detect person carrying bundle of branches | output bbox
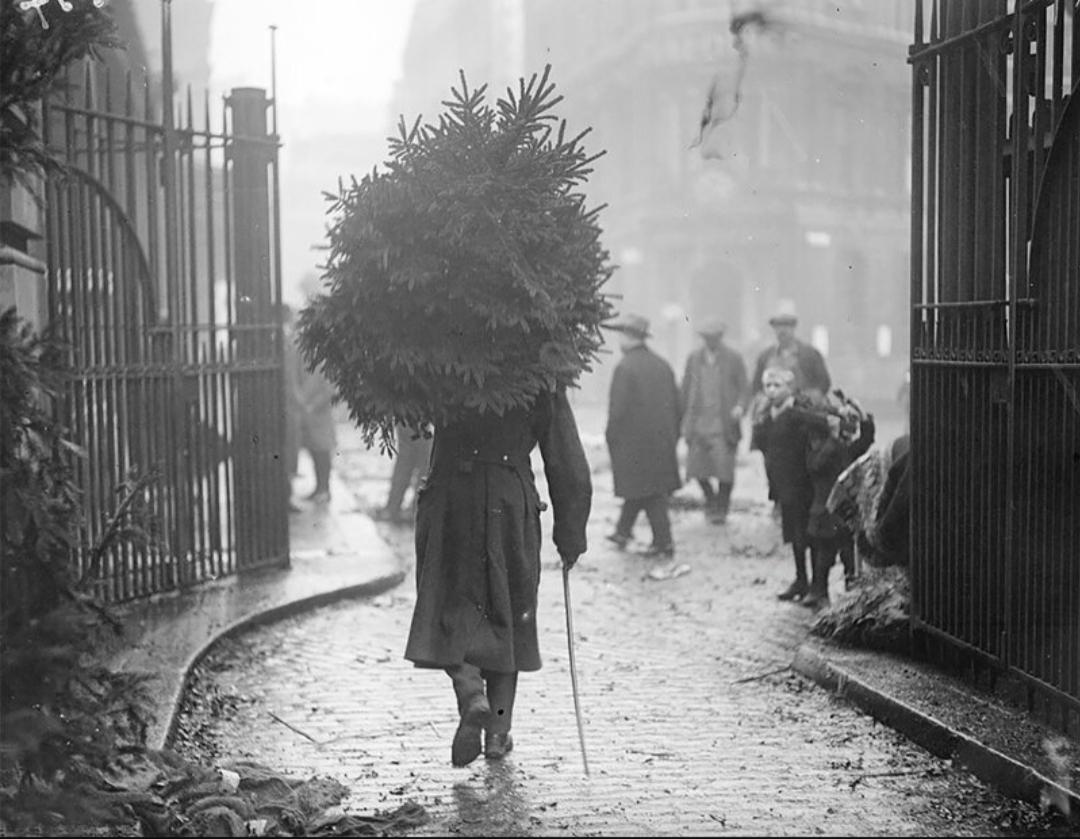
[296,66,613,767]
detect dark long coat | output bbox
[605,345,682,500]
[404,387,591,673]
[750,404,813,545]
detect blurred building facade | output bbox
[391,0,912,406]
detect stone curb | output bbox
[157,569,407,752]
[792,644,1079,823]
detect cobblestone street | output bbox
[173,412,1040,836]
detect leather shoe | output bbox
[605,532,630,549]
[639,544,674,559]
[777,580,808,601]
[799,591,830,610]
[451,695,491,767]
[484,731,514,760]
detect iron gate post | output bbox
[227,87,287,570]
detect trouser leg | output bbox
[697,478,717,508]
[793,542,809,584]
[445,662,490,766]
[778,541,809,600]
[642,494,673,549]
[311,449,332,493]
[384,454,412,513]
[615,498,644,538]
[809,543,836,597]
[445,662,486,715]
[483,670,518,735]
[716,482,733,517]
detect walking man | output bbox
[680,316,749,524]
[604,314,682,558]
[374,422,432,524]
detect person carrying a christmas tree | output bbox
[297,67,611,767]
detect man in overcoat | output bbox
[404,386,591,767]
[604,314,682,558]
[680,317,750,524]
[751,300,831,404]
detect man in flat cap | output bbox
[751,299,831,403]
[680,317,750,524]
[603,314,682,558]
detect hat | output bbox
[768,298,798,326]
[696,316,726,336]
[603,313,651,339]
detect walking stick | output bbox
[561,561,591,776]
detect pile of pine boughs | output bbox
[297,65,615,451]
[1,308,155,833]
[810,565,912,654]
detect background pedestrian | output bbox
[297,357,337,504]
[374,422,432,524]
[680,316,749,524]
[280,303,303,513]
[603,314,682,559]
[750,299,831,402]
[751,366,813,601]
[798,392,875,609]
[750,300,831,513]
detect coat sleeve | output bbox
[679,355,694,435]
[733,350,750,411]
[751,350,767,394]
[539,388,592,559]
[802,346,832,395]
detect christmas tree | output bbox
[298,65,615,451]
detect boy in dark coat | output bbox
[797,394,876,609]
[603,314,682,558]
[751,367,814,600]
[404,386,591,767]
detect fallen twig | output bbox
[267,711,320,744]
[732,665,790,684]
[849,768,934,790]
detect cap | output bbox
[696,316,726,336]
[603,313,651,339]
[768,298,798,326]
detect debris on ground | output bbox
[0,749,429,837]
[644,562,692,582]
[809,565,911,654]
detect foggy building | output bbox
[524,0,912,405]
[391,0,911,406]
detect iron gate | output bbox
[910,0,1079,731]
[39,28,288,602]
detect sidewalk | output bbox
[116,427,1077,826]
[109,467,405,752]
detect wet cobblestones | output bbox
[173,420,1063,836]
